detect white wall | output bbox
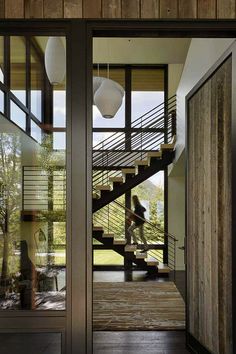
[175,38,235,162]
[168,64,184,98]
[93,38,190,64]
[168,150,185,270]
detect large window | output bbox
[131,68,165,124]
[31,45,43,121]
[92,66,166,267]
[10,37,26,105]
[0,36,67,311]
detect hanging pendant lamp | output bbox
[45,37,66,85]
[93,76,105,104]
[94,78,124,118]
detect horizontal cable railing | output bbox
[93,197,177,272]
[93,96,176,186]
[22,166,66,212]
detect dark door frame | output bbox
[0,18,235,354]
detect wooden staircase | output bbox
[93,139,175,213]
[93,226,170,274]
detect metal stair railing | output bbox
[93,96,176,187]
[93,197,178,275]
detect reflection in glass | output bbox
[0,35,67,312]
[0,117,66,310]
[53,90,66,127]
[0,90,4,113]
[31,120,42,143]
[10,37,26,105]
[10,101,26,130]
[31,45,43,121]
[0,36,4,82]
[53,132,66,150]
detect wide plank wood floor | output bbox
[93,331,191,354]
[93,282,185,330]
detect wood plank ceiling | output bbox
[0,0,235,19]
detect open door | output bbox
[186,47,235,354]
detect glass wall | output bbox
[0,35,66,310]
[10,37,26,105]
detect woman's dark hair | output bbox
[132,195,141,207]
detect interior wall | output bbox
[187,56,232,354]
[168,64,184,98]
[93,38,190,64]
[175,38,235,162]
[1,0,236,19]
[168,151,185,271]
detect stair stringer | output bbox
[93,150,174,212]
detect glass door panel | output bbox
[0,35,67,311]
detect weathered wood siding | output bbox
[187,57,232,354]
[0,0,236,18]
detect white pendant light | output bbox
[93,76,105,104]
[94,78,124,118]
[45,37,66,85]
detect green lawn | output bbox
[93,250,123,265]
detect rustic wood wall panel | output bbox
[217,0,235,18]
[5,0,24,18]
[159,0,178,18]
[187,57,232,354]
[198,0,216,18]
[0,0,4,18]
[102,0,121,18]
[0,0,236,19]
[43,0,63,18]
[121,0,140,18]
[178,0,197,18]
[140,0,159,18]
[25,0,43,18]
[83,0,101,18]
[64,0,82,18]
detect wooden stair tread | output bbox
[147,151,162,158]
[103,233,114,238]
[93,226,103,231]
[158,263,171,273]
[125,244,137,252]
[134,160,148,166]
[122,168,135,174]
[145,258,159,266]
[95,185,111,191]
[161,136,176,151]
[93,192,100,199]
[136,251,147,259]
[113,239,127,245]
[109,176,123,183]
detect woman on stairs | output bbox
[127,195,149,253]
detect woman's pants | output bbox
[127,223,148,248]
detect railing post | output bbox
[171,110,177,137]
